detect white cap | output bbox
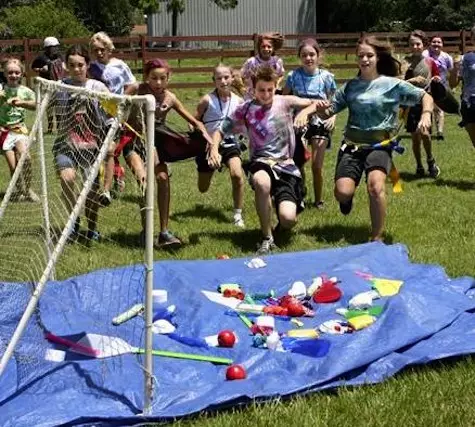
[44,37,60,48]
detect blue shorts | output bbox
[54,145,99,181]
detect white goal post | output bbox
[0,77,157,414]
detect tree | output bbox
[0,0,89,39]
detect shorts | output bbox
[247,161,304,213]
[460,99,475,126]
[406,103,432,134]
[335,145,392,186]
[119,132,146,161]
[54,145,99,181]
[1,130,28,151]
[293,115,331,168]
[195,136,242,173]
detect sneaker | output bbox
[66,218,81,244]
[435,132,444,141]
[313,201,325,209]
[24,189,40,203]
[98,191,112,207]
[415,166,425,178]
[86,230,101,242]
[339,198,353,216]
[427,159,440,179]
[233,215,245,228]
[256,236,276,255]
[155,230,182,249]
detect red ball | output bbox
[217,330,236,348]
[226,364,247,380]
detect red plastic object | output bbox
[263,305,288,316]
[217,330,236,348]
[286,303,306,317]
[313,283,342,303]
[226,365,247,380]
[223,289,245,300]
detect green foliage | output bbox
[320,0,475,32]
[74,0,135,36]
[1,0,90,39]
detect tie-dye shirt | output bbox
[330,76,425,143]
[422,49,453,85]
[241,56,285,99]
[285,67,336,100]
[221,95,296,162]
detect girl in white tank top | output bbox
[195,64,246,228]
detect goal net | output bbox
[0,77,157,412]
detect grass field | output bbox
[2,58,475,425]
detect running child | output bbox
[241,32,285,99]
[0,58,38,202]
[403,30,441,178]
[53,45,110,243]
[422,35,454,140]
[209,66,320,254]
[125,58,213,248]
[89,32,136,206]
[283,38,337,208]
[449,24,475,148]
[314,36,433,242]
[195,64,246,228]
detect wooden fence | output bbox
[0,31,473,88]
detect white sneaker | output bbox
[24,189,40,203]
[99,191,112,207]
[233,215,245,228]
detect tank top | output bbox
[201,90,241,135]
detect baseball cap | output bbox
[44,37,60,48]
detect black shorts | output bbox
[406,103,432,134]
[195,136,242,173]
[293,116,331,168]
[460,100,475,126]
[121,134,145,161]
[335,146,392,186]
[248,161,304,213]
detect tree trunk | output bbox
[171,7,179,48]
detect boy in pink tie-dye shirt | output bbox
[208,66,318,255]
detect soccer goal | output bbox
[0,77,157,413]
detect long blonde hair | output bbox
[213,63,246,97]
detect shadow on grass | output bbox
[398,171,428,183]
[171,204,230,224]
[418,178,475,191]
[302,223,393,245]
[190,228,262,252]
[117,193,143,205]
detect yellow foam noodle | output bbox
[389,163,403,193]
[286,329,319,339]
[348,314,376,331]
[371,278,404,297]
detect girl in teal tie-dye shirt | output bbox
[314,36,433,242]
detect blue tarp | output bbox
[1,242,475,426]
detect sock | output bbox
[233,209,242,216]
